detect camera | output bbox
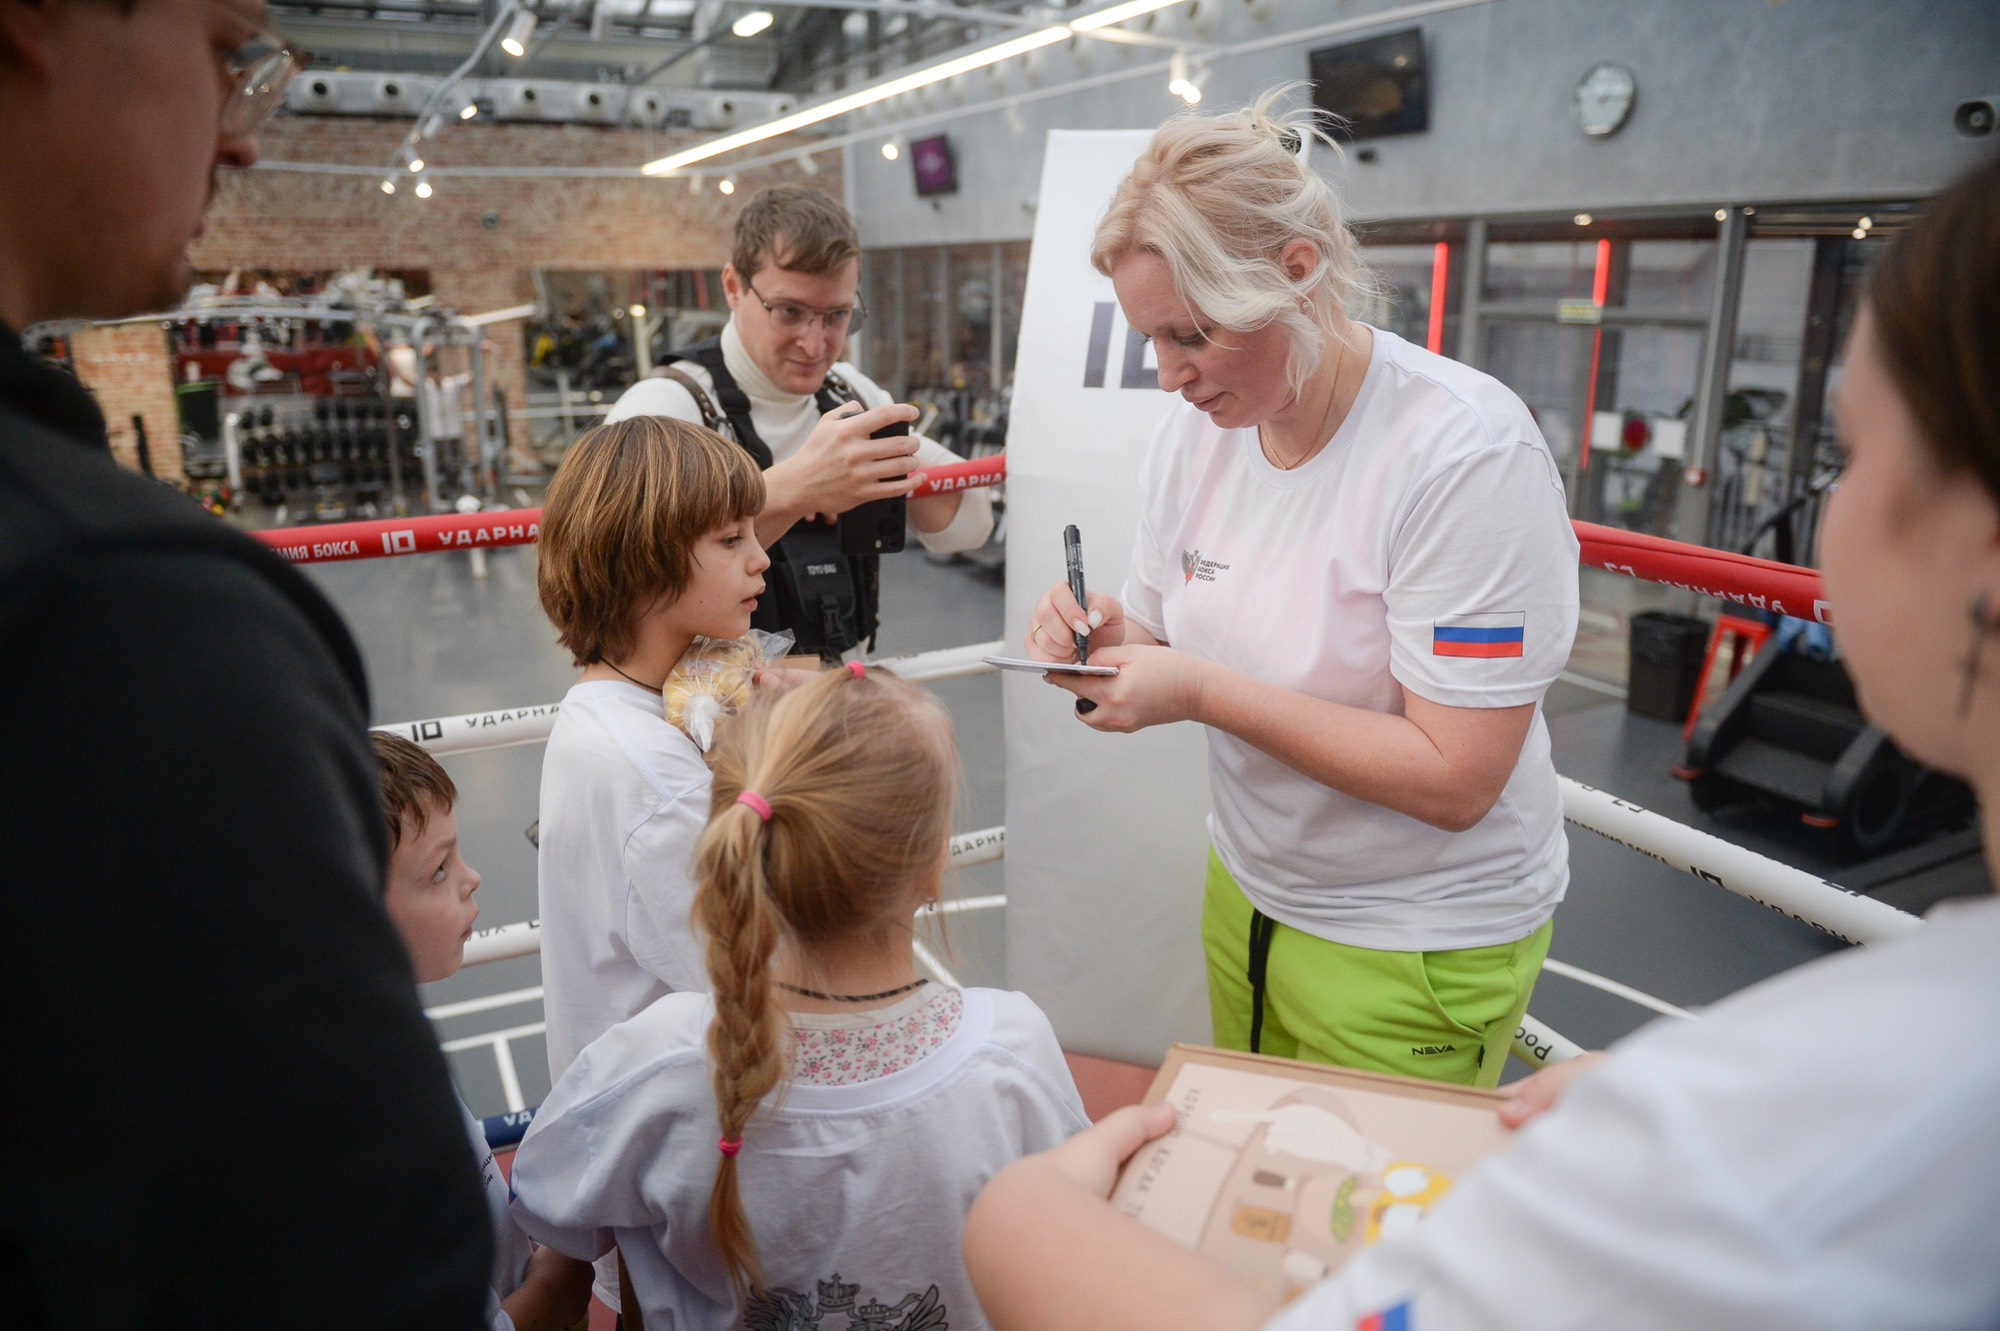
[1955,96,1998,139]
[838,417,910,556]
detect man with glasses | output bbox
[608,186,994,660]
[0,4,491,1325]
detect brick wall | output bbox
[70,324,186,480]
[79,115,841,479]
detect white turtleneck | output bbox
[606,317,993,555]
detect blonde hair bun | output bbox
[1090,83,1377,398]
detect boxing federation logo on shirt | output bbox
[1432,612,1526,658]
[1181,549,1231,584]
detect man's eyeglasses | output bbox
[743,277,869,336]
[221,23,309,138]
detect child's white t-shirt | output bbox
[537,679,712,1079]
[1123,327,1580,952]
[508,987,1091,1331]
[459,1095,534,1331]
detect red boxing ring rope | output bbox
[1574,521,1829,625]
[245,456,1832,629]
[248,454,1010,566]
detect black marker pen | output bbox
[1064,524,1097,714]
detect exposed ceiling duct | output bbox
[283,71,798,132]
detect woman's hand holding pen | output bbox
[1026,581,1206,730]
[1026,584,1125,662]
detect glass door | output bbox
[1477,234,1716,542]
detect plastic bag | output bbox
[663,629,795,753]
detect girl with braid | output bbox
[511,665,1089,1331]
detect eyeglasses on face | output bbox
[220,16,308,138]
[743,277,869,336]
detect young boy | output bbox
[535,414,770,1069]
[532,416,770,1306]
[373,732,595,1331]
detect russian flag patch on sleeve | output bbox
[1357,1302,1412,1331]
[1432,612,1526,659]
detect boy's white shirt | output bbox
[1122,328,1580,951]
[510,986,1091,1331]
[608,319,995,554]
[459,1094,534,1331]
[1264,895,2000,1331]
[537,677,713,1311]
[537,678,712,1079]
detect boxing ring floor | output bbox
[295,538,1990,1118]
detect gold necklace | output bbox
[1261,337,1349,471]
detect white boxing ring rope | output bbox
[414,676,1920,1090]
[1513,1014,1588,1070]
[436,828,1009,1112]
[420,657,1919,1104]
[1539,959,1693,1022]
[1558,779,1917,946]
[454,826,1006,973]
[375,639,1010,756]
[273,467,1924,1098]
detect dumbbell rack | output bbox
[226,394,418,523]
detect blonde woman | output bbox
[974,148,2000,1331]
[510,668,1088,1330]
[1027,89,1579,1088]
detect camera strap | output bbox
[654,340,881,659]
[654,338,855,462]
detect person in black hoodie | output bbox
[0,4,491,1326]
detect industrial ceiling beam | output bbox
[269,16,702,77]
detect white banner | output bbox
[1004,131,1215,1065]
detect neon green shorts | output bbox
[1202,849,1552,1089]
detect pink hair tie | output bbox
[737,790,773,823]
[718,1137,743,1158]
[846,660,866,679]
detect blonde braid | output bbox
[694,724,789,1304]
[689,669,960,1309]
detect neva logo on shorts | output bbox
[1432,612,1525,659]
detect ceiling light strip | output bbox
[731,0,1495,172]
[266,0,1493,188]
[642,0,1189,175]
[1068,0,1185,32]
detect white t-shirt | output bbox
[1264,895,2000,1331]
[509,987,1091,1331]
[537,679,712,1079]
[459,1095,534,1331]
[1123,327,1579,951]
[422,372,471,442]
[387,343,419,399]
[607,319,994,554]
